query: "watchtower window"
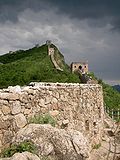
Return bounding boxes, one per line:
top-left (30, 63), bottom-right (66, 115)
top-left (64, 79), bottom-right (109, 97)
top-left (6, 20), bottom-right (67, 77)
top-left (79, 65), bottom-right (82, 70)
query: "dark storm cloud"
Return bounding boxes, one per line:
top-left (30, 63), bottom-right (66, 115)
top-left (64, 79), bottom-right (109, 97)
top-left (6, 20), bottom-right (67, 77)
top-left (47, 0), bottom-right (120, 29)
top-left (0, 0), bottom-right (120, 28)
top-left (47, 0), bottom-right (120, 17)
top-left (0, 0), bottom-right (22, 22)
top-left (0, 0), bottom-right (50, 23)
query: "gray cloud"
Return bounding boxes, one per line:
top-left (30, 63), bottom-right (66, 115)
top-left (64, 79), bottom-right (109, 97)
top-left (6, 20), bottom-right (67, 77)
top-left (0, 1), bottom-right (120, 84)
top-left (47, 0), bottom-right (120, 29)
top-left (1, 0), bottom-right (120, 28)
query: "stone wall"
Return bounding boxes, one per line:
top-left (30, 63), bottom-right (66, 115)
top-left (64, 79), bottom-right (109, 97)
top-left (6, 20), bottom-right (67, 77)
top-left (48, 47), bottom-right (63, 71)
top-left (0, 82), bottom-right (104, 152)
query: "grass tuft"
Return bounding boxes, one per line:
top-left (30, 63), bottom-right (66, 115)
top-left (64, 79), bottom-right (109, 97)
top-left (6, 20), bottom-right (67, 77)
top-left (0, 140), bottom-right (37, 158)
top-left (29, 114), bottom-right (56, 127)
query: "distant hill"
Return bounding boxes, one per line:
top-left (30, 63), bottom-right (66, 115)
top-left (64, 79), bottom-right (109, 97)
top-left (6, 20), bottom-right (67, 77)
top-left (89, 73), bottom-right (120, 110)
top-left (113, 85), bottom-right (120, 92)
top-left (0, 43), bottom-right (80, 89)
top-left (102, 83), bottom-right (120, 109)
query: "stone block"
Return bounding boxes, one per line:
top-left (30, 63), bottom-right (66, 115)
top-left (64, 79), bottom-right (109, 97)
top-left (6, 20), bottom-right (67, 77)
top-left (0, 93), bottom-right (19, 100)
top-left (49, 110), bottom-right (59, 117)
top-left (8, 85), bottom-right (21, 93)
top-left (0, 119), bottom-right (11, 130)
top-left (12, 101), bottom-right (21, 115)
top-left (3, 131), bottom-right (13, 144)
top-left (45, 97), bottom-right (51, 104)
top-left (15, 113), bottom-right (27, 128)
top-left (0, 100), bottom-right (8, 105)
top-left (39, 99), bottom-right (45, 106)
top-left (24, 109), bottom-right (31, 115)
top-left (62, 119), bottom-right (69, 125)
top-left (2, 105), bottom-right (11, 115)
top-left (51, 97), bottom-right (58, 104)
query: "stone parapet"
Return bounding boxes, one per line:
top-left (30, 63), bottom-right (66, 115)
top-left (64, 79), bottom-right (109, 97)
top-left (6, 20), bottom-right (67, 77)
top-left (0, 82), bottom-right (104, 152)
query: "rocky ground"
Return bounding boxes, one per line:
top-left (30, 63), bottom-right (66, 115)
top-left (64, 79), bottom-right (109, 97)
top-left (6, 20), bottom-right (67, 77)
top-left (0, 124), bottom-right (90, 160)
top-left (90, 120), bottom-right (120, 160)
top-left (90, 136), bottom-right (120, 160)
top-left (0, 115), bottom-right (119, 160)
top-left (0, 152), bottom-right (40, 160)
top-left (1, 132), bottom-right (120, 160)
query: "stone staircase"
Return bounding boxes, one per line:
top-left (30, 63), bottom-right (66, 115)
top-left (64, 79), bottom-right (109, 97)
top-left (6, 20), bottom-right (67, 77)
top-left (50, 51), bottom-right (63, 71)
top-left (48, 47), bottom-right (63, 71)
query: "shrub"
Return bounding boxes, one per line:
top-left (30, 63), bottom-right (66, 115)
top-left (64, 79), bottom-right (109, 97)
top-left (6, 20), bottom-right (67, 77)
top-left (41, 156), bottom-right (57, 160)
top-left (92, 143), bottom-right (101, 149)
top-left (0, 140), bottom-right (37, 158)
top-left (29, 114), bottom-right (56, 127)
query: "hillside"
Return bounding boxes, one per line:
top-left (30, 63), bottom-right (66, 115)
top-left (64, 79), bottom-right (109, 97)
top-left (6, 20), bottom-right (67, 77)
top-left (0, 44), bottom-right (80, 88)
top-left (113, 85), bottom-right (120, 92)
top-left (88, 73), bottom-right (120, 110)
top-left (0, 43), bottom-right (120, 110)
top-left (102, 82), bottom-right (120, 109)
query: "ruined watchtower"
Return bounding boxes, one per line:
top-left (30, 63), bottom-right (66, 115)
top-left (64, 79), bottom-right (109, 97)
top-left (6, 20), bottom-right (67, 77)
top-left (71, 61), bottom-right (88, 74)
top-left (46, 40), bottom-right (52, 46)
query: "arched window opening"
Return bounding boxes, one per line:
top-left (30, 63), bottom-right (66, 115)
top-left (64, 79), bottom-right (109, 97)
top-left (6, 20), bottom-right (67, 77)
top-left (79, 65), bottom-right (82, 70)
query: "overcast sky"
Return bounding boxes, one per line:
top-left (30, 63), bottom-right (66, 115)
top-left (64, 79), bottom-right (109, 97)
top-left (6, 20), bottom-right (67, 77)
top-left (0, 0), bottom-right (120, 84)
